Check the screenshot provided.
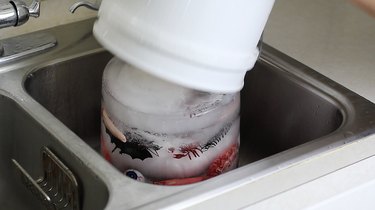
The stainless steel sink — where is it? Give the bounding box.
[0,95,44,210]
[1,19,374,209]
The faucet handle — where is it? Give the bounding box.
[10,0,40,26]
[28,0,41,18]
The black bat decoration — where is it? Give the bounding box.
[105,128,161,161]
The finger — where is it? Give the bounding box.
[352,0,375,17]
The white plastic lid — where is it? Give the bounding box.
[94,0,275,93]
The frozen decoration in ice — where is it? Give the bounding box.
[100,57,241,185]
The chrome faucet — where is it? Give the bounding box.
[0,0,57,63]
[0,0,40,29]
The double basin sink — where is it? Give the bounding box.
[1,19,375,209]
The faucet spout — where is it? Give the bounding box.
[70,1,99,13]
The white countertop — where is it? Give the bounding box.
[264,0,375,103]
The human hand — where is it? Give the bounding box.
[352,0,375,17]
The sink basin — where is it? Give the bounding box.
[24,49,344,166]
[0,95,109,209]
[1,19,374,209]
[23,43,375,208]
[25,51,113,151]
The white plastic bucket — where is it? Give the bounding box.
[94,0,275,93]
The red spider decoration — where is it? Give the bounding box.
[173,144,203,160]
